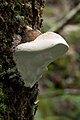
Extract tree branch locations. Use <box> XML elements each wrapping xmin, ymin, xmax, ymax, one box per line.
<box><xmin>49</xmin><ymin>4</ymin><xmax>80</xmax><ymax>32</ymax></box>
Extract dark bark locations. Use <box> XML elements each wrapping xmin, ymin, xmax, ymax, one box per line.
<box><xmin>0</xmin><ymin>0</ymin><xmax>44</xmax><ymax>119</ymax></box>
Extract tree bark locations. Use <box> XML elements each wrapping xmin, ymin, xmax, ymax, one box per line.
<box><xmin>0</xmin><ymin>0</ymin><xmax>44</xmax><ymax>119</ymax></box>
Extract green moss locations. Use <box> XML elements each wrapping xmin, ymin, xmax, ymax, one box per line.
<box><xmin>0</xmin><ymin>86</ymin><xmax>8</xmax><ymax>118</ymax></box>
<box><xmin>0</xmin><ymin>0</ymin><xmax>45</xmax><ymax>119</ymax></box>
<box><xmin>0</xmin><ymin>0</ymin><xmax>44</xmax><ymax>71</ymax></box>
<box><xmin>0</xmin><ymin>104</ymin><xmax>7</xmax><ymax>115</ymax></box>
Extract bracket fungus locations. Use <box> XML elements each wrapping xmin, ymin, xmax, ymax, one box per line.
<box><xmin>13</xmin><ymin>30</ymin><xmax>69</xmax><ymax>87</ymax></box>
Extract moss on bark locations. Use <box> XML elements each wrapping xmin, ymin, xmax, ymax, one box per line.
<box><xmin>0</xmin><ymin>0</ymin><xmax>45</xmax><ymax>119</ymax></box>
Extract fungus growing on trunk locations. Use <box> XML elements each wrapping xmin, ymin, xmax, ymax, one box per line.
<box><xmin>13</xmin><ymin>31</ymin><xmax>69</xmax><ymax>87</ymax></box>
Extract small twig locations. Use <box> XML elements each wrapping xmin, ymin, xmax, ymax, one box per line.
<box><xmin>49</xmin><ymin>4</ymin><xmax>80</xmax><ymax>32</ymax></box>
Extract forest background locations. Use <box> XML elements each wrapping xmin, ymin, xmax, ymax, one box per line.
<box><xmin>35</xmin><ymin>0</ymin><xmax>80</xmax><ymax>120</ymax></box>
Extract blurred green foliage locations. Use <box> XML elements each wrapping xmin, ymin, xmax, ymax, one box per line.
<box><xmin>35</xmin><ymin>0</ymin><xmax>80</xmax><ymax>120</ymax></box>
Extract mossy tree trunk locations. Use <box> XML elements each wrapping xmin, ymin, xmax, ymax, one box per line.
<box><xmin>0</xmin><ymin>0</ymin><xmax>44</xmax><ymax>119</ymax></box>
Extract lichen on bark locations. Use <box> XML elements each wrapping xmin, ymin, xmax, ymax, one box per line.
<box><xmin>0</xmin><ymin>0</ymin><xmax>45</xmax><ymax>119</ymax></box>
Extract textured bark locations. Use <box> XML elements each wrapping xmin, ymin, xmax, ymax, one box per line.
<box><xmin>0</xmin><ymin>0</ymin><xmax>44</xmax><ymax>119</ymax></box>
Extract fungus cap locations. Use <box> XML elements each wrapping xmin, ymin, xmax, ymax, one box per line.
<box><xmin>13</xmin><ymin>32</ymin><xmax>69</xmax><ymax>87</ymax></box>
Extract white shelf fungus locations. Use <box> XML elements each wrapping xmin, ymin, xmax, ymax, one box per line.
<box><xmin>13</xmin><ymin>32</ymin><xmax>69</xmax><ymax>87</ymax></box>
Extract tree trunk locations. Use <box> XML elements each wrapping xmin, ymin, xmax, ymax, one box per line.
<box><xmin>0</xmin><ymin>0</ymin><xmax>44</xmax><ymax>119</ymax></box>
